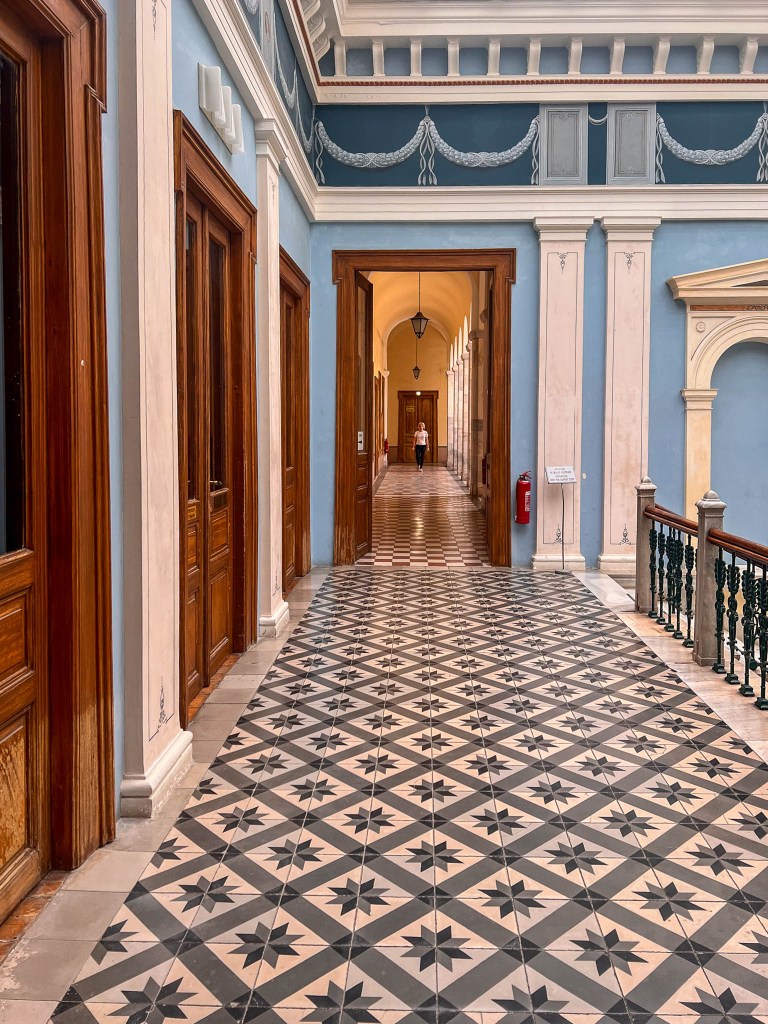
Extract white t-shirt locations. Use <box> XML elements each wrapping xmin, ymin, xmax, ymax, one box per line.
<box><xmin>414</xmin><ymin>429</ymin><xmax>429</xmax><ymax>446</ymax></box>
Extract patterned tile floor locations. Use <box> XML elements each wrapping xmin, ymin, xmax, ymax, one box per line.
<box><xmin>52</xmin><ymin>568</ymin><xmax>768</xmax><ymax>1024</ymax></box>
<box><xmin>360</xmin><ymin>466</ymin><xmax>489</xmax><ymax>568</ymax></box>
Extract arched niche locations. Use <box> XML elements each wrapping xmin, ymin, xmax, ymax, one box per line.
<box><xmin>667</xmin><ymin>259</ymin><xmax>768</xmax><ymax>516</ymax></box>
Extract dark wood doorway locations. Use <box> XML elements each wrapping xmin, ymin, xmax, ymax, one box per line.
<box><xmin>333</xmin><ymin>250</ymin><xmax>514</xmax><ymax>566</ymax></box>
<box><xmin>174</xmin><ymin>114</ymin><xmax>258</xmax><ymax>727</ymax></box>
<box><xmin>279</xmin><ymin>248</ymin><xmax>310</xmax><ymax>594</ymax></box>
<box><xmin>398</xmin><ymin>391</ymin><xmax>438</xmax><ymax>464</ymax></box>
<box><xmin>354</xmin><ymin>273</ymin><xmax>374</xmax><ymax>561</ymax></box>
<box><xmin>0</xmin><ymin>0</ymin><xmax>114</xmax><ymax>922</ymax></box>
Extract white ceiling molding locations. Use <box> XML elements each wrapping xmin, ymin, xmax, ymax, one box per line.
<box><xmin>311</xmin><ymin>184</ymin><xmax>768</xmax><ymax>222</ymax></box>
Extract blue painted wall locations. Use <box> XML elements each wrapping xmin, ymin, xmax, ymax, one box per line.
<box><xmin>173</xmin><ymin>0</ymin><xmax>258</xmax><ymax>198</ymax></box>
<box><xmin>581</xmin><ymin>225</ymin><xmax>607</xmax><ymax>568</ymax></box>
<box><xmin>102</xmin><ymin>0</ymin><xmax>123</xmax><ymax>800</ymax></box>
<box><xmin>279</xmin><ymin>177</ymin><xmax>311</xmax><ymax>273</ymax></box>
<box><xmin>309</xmin><ymin>223</ymin><xmax>540</xmax><ymax>566</ymax></box>
<box><xmin>649</xmin><ymin>222</ymin><xmax>768</xmax><ymax>513</ymax></box>
<box><xmin>711</xmin><ymin>341</ymin><xmax>768</xmax><ymax>545</ymax></box>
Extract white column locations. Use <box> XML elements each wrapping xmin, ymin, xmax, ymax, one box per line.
<box><xmin>598</xmin><ymin>218</ymin><xmax>660</xmax><ymax>573</ymax></box>
<box><xmin>683</xmin><ymin>388</ymin><xmax>718</xmax><ymax>519</ymax></box>
<box><xmin>255</xmin><ymin>122</ymin><xmax>290</xmax><ymax>637</ymax></box>
<box><xmin>461</xmin><ymin>348</ymin><xmax>470</xmax><ymax>486</ymax></box>
<box><xmin>118</xmin><ymin>0</ymin><xmax>192</xmax><ymax>816</ymax></box>
<box><xmin>456</xmin><ymin>357</ymin><xmax>463</xmax><ymax>479</ymax></box>
<box><xmin>381</xmin><ymin>369</ymin><xmax>390</xmax><ymax>463</ymax></box>
<box><xmin>452</xmin><ymin>362</ymin><xmax>459</xmax><ymax>473</ymax></box>
<box><xmin>446</xmin><ymin>369</ymin><xmax>455</xmax><ymax>470</ymax></box>
<box><xmin>532</xmin><ymin>218</ymin><xmax>592</xmax><ymax>571</ymax></box>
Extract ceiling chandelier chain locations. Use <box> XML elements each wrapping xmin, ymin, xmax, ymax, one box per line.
<box><xmin>410</xmin><ymin>271</ymin><xmax>428</xmax><ymax>380</ymax></box>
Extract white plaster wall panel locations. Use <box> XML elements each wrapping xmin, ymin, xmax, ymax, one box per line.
<box><xmin>599</xmin><ymin>218</ymin><xmax>659</xmax><ymax>571</ymax></box>
<box><xmin>119</xmin><ymin>0</ymin><xmax>191</xmax><ymax>816</ymax></box>
<box><xmin>607</xmin><ymin>105</ymin><xmax>655</xmax><ymax>185</ymax></box>
<box><xmin>533</xmin><ymin>219</ymin><xmax>591</xmax><ymax>570</ymax></box>
<box><xmin>255</xmin><ymin>124</ymin><xmax>290</xmax><ymax>635</ymax></box>
<box><xmin>539</xmin><ymin>106</ymin><xmax>588</xmax><ymax>185</ymax></box>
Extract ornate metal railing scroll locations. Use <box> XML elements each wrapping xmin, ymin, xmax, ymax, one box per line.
<box><xmin>655</xmin><ymin>111</ymin><xmax>768</xmax><ymax>183</ymax></box>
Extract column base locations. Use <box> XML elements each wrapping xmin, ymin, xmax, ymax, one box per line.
<box><xmin>260</xmin><ymin>599</ymin><xmax>290</xmax><ymax>638</ymax></box>
<box><xmin>120</xmin><ymin>727</ymin><xmax>193</xmax><ymax>818</ymax></box>
<box><xmin>597</xmin><ymin>553</ymin><xmax>636</xmax><ymax>574</ymax></box>
<box><xmin>531</xmin><ymin>552</ymin><xmax>587</xmax><ymax>572</ymax></box>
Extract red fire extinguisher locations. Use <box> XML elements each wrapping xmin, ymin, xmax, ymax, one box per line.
<box><xmin>515</xmin><ymin>471</ymin><xmax>532</xmax><ymax>524</ymax></box>
<box><xmin>384</xmin><ymin>438</ymin><xmax>389</xmax><ymax>455</ymax></box>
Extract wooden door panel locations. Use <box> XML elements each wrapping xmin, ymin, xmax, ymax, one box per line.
<box><xmin>0</xmin><ymin>29</ymin><xmax>49</xmax><ymax>920</ymax></box>
<box><xmin>281</xmin><ymin>286</ymin><xmax>297</xmax><ymax>591</ymax></box>
<box><xmin>208</xmin><ymin>566</ymin><xmax>232</xmax><ymax>670</ymax></box>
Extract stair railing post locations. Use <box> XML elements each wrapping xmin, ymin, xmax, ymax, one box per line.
<box><xmin>635</xmin><ymin>477</ymin><xmax>657</xmax><ymax>613</ymax></box>
<box><xmin>693</xmin><ymin>489</ymin><xmax>727</xmax><ymax>667</ymax></box>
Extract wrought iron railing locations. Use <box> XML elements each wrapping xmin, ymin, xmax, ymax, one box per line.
<box><xmin>642</xmin><ymin>503</ymin><xmax>697</xmax><ymax>649</ymax></box>
<box><xmin>708</xmin><ymin>529</ymin><xmax>768</xmax><ymax>709</ymax></box>
<box><xmin>635</xmin><ymin>478</ymin><xmax>768</xmax><ymax>712</ymax></box>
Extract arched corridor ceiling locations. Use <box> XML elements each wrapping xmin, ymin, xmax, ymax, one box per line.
<box><xmin>370</xmin><ymin>270</ymin><xmax>474</xmax><ymax>355</ymax></box>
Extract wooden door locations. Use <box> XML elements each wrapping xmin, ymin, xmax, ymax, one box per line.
<box><xmin>355</xmin><ymin>273</ymin><xmax>373</xmax><ymax>559</ymax></box>
<box><xmin>0</xmin><ymin>27</ymin><xmax>49</xmax><ymax>920</ymax></box>
<box><xmin>398</xmin><ymin>391</ymin><xmax>438</xmax><ymax>464</ymax></box>
<box><xmin>281</xmin><ymin>284</ymin><xmax>298</xmax><ymax>592</ymax></box>
<box><xmin>181</xmin><ymin>197</ymin><xmax>234</xmax><ymax>706</ymax></box>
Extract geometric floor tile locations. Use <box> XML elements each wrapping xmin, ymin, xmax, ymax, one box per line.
<box><xmin>53</xmin><ymin>565</ymin><xmax>768</xmax><ymax>1023</ymax></box>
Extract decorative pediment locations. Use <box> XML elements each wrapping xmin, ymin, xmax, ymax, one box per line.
<box><xmin>668</xmin><ymin>259</ymin><xmax>768</xmax><ymax>305</ymax></box>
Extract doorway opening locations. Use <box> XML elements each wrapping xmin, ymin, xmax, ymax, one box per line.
<box><xmin>174</xmin><ymin>114</ymin><xmax>258</xmax><ymax>727</ymax></box>
<box><xmin>333</xmin><ymin>250</ymin><xmax>515</xmax><ymax>567</ymax></box>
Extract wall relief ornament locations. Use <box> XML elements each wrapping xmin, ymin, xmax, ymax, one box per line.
<box><xmin>655</xmin><ymin>111</ymin><xmax>768</xmax><ymax>183</ymax></box>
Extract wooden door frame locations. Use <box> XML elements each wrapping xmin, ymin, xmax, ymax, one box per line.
<box><xmin>279</xmin><ymin>247</ymin><xmax>311</xmax><ymax>582</ymax></box>
<box><xmin>174</xmin><ymin>113</ymin><xmax>258</xmax><ymax>728</ymax></box>
<box><xmin>333</xmin><ymin>249</ymin><xmax>515</xmax><ymax>566</ymax></box>
<box><xmin>0</xmin><ymin>0</ymin><xmax>115</xmax><ymax>877</ymax></box>
<box><xmin>398</xmin><ymin>390</ymin><xmax>439</xmax><ymax>464</ymax></box>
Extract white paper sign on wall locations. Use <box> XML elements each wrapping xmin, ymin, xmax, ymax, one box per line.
<box><xmin>545</xmin><ymin>465</ymin><xmax>577</xmax><ymax>484</ymax></box>
<box><xmin>358</xmin><ymin>431</ymin><xmax>364</xmax><ymax>452</ymax></box>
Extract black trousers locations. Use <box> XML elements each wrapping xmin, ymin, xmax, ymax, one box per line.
<box><xmin>415</xmin><ymin>445</ymin><xmax>427</xmax><ymax>468</ymax></box>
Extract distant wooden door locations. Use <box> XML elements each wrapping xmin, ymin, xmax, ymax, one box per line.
<box><xmin>0</xmin><ymin>32</ymin><xmax>49</xmax><ymax>922</ymax></box>
<box><xmin>281</xmin><ymin>285</ymin><xmax>299</xmax><ymax>591</ymax></box>
<box><xmin>355</xmin><ymin>273</ymin><xmax>374</xmax><ymax>559</ymax></box>
<box><xmin>182</xmin><ymin>195</ymin><xmax>234</xmax><ymax>705</ymax></box>
<box><xmin>279</xmin><ymin>249</ymin><xmax>310</xmax><ymax>594</ymax></box>
<box><xmin>398</xmin><ymin>391</ymin><xmax>438</xmax><ymax>463</ymax></box>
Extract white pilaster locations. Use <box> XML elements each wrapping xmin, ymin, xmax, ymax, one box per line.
<box><xmin>255</xmin><ymin>122</ymin><xmax>290</xmax><ymax>637</ymax></box>
<box><xmin>683</xmin><ymin>388</ymin><xmax>718</xmax><ymax>519</ymax></box>
<box><xmin>462</xmin><ymin>344</ymin><xmax>471</xmax><ymax>487</ymax></box>
<box><xmin>532</xmin><ymin>217</ymin><xmax>592</xmax><ymax>571</ymax></box>
<box><xmin>598</xmin><ymin>217</ymin><xmax>660</xmax><ymax>574</ymax></box>
<box><xmin>118</xmin><ymin>0</ymin><xmax>192</xmax><ymax>816</ymax></box>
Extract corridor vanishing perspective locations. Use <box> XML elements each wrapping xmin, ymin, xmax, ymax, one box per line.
<box><xmin>55</xmin><ymin>569</ymin><xmax>768</xmax><ymax>1022</ymax></box>
<box><xmin>362</xmin><ymin>466</ymin><xmax>489</xmax><ymax>568</ymax></box>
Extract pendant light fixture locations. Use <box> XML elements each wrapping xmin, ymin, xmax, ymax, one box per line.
<box><xmin>410</xmin><ymin>272</ymin><xmax>428</xmax><ymax>380</ymax></box>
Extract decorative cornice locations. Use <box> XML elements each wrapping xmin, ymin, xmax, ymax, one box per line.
<box><xmin>313</xmin><ymin>186</ymin><xmax>768</xmax><ymax>223</ymax></box>
<box><xmin>601</xmin><ymin>215</ymin><xmax>661</xmax><ymax>241</ymax></box>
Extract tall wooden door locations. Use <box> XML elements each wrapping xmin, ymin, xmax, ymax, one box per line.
<box><xmin>355</xmin><ymin>273</ymin><xmax>373</xmax><ymax>559</ymax></box>
<box><xmin>398</xmin><ymin>391</ymin><xmax>438</xmax><ymax>464</ymax></box>
<box><xmin>182</xmin><ymin>194</ymin><xmax>234</xmax><ymax>706</ymax></box>
<box><xmin>281</xmin><ymin>284</ymin><xmax>298</xmax><ymax>591</ymax></box>
<box><xmin>0</xmin><ymin>26</ymin><xmax>49</xmax><ymax>920</ymax></box>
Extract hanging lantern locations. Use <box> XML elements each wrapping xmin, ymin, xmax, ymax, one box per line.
<box><xmin>412</xmin><ymin>364</ymin><xmax>421</xmax><ymax>380</ymax></box>
<box><xmin>410</xmin><ymin>272</ymin><xmax>429</xmax><ymax>339</ymax></box>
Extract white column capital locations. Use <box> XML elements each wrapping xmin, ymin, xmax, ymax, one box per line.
<box><xmin>601</xmin><ymin>216</ymin><xmax>661</xmax><ymax>242</ymax></box>
<box><xmin>254</xmin><ymin>119</ymin><xmax>288</xmax><ymax>169</ymax></box>
<box><xmin>681</xmin><ymin>387</ymin><xmax>718</xmax><ymax>411</ymax></box>
<box><xmin>534</xmin><ymin>217</ymin><xmax>594</xmax><ymax>241</ymax></box>
<box><xmin>381</xmin><ymin>369</ymin><xmax>390</xmax><ymax>378</ymax></box>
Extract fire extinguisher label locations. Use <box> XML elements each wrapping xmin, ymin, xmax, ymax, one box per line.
<box><xmin>524</xmin><ymin>493</ymin><xmax>530</xmax><ymax>512</ymax></box>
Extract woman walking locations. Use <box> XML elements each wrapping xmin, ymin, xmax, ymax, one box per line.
<box><xmin>413</xmin><ymin>421</ymin><xmax>429</xmax><ymax>472</ymax></box>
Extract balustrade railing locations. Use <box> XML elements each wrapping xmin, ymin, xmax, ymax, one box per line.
<box><xmin>634</xmin><ymin>477</ymin><xmax>768</xmax><ymax>712</ymax></box>
<box><xmin>643</xmin><ymin>504</ymin><xmax>697</xmax><ymax>648</ymax></box>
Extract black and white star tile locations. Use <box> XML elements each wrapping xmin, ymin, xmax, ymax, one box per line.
<box><xmin>53</xmin><ymin>569</ymin><xmax>768</xmax><ymax>1024</ymax></box>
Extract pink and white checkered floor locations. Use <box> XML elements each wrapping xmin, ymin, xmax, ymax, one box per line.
<box><xmin>359</xmin><ymin>464</ymin><xmax>489</xmax><ymax>568</ymax></box>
